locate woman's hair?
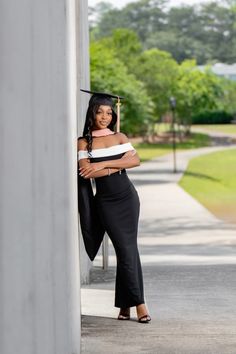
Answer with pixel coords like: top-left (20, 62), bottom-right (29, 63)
top-left (82, 95), bottom-right (117, 155)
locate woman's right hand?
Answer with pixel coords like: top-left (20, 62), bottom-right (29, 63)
top-left (79, 161), bottom-right (106, 179)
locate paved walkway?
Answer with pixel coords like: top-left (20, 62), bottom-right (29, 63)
top-left (81, 145), bottom-right (236, 354)
top-left (192, 127), bottom-right (236, 143)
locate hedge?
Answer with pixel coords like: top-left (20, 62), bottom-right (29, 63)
top-left (192, 111), bottom-right (233, 124)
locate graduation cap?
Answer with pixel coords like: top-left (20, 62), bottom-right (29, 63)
top-left (80, 89), bottom-right (124, 132)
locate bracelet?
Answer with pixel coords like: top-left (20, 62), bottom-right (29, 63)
top-left (107, 168), bottom-right (111, 176)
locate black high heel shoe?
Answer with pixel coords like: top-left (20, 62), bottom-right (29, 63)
top-left (117, 308), bottom-right (130, 320)
top-left (138, 314), bottom-right (151, 323)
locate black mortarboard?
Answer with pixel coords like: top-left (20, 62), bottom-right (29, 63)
top-left (80, 89), bottom-right (124, 132)
top-left (80, 89), bottom-right (124, 100)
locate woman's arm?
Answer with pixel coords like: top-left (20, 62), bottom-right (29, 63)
top-left (77, 138), bottom-right (120, 179)
top-left (79, 152), bottom-right (140, 178)
top-left (79, 157), bottom-right (121, 179)
top-left (84, 167), bottom-right (121, 179)
top-left (78, 134), bottom-right (140, 179)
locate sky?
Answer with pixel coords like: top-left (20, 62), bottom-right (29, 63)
top-left (88, 0), bottom-right (211, 8)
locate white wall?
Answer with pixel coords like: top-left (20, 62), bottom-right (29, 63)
top-left (76, 0), bottom-right (93, 284)
top-left (0, 0), bottom-right (81, 353)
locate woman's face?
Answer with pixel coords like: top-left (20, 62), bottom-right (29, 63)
top-left (94, 105), bottom-right (113, 130)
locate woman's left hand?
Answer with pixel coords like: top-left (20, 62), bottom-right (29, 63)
top-left (79, 162), bottom-right (105, 179)
top-left (121, 150), bottom-right (136, 159)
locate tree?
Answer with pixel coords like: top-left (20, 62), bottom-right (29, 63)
top-left (91, 0), bottom-right (236, 64)
top-left (90, 40), bottom-right (151, 135)
top-left (95, 28), bottom-right (143, 73)
top-left (91, 0), bottom-right (167, 42)
top-left (217, 78), bottom-right (236, 114)
top-left (176, 60), bottom-right (224, 132)
top-left (89, 5), bottom-right (236, 137)
top-left (132, 48), bottom-right (179, 120)
top-left (198, 1), bottom-right (236, 63)
top-left (89, 1), bottom-right (115, 29)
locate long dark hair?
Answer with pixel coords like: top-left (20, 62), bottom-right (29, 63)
top-left (82, 95), bottom-right (117, 155)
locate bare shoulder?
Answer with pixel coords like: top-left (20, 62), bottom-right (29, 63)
top-left (77, 137), bottom-right (87, 151)
top-left (116, 132), bottom-right (129, 144)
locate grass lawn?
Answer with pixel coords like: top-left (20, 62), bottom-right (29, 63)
top-left (154, 122), bottom-right (172, 133)
top-left (179, 149), bottom-right (236, 224)
top-left (134, 133), bottom-right (211, 162)
top-left (193, 124), bottom-right (236, 135)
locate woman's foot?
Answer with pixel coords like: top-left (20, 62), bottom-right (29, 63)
top-left (136, 303), bottom-right (151, 323)
top-left (117, 307), bottom-right (130, 320)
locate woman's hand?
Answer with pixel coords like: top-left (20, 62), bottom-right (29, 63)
top-left (79, 162), bottom-right (106, 179)
top-left (121, 150), bottom-right (137, 159)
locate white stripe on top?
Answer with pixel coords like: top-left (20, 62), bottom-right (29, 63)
top-left (78, 142), bottom-right (135, 160)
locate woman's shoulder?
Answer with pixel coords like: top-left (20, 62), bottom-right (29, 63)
top-left (115, 132), bottom-right (129, 144)
top-left (77, 137), bottom-right (87, 151)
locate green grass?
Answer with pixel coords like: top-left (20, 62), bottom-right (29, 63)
top-left (134, 143), bottom-right (172, 161)
top-left (179, 149), bottom-right (236, 224)
top-left (194, 124), bottom-right (236, 134)
top-left (154, 123), bottom-right (172, 133)
top-left (134, 133), bottom-right (211, 162)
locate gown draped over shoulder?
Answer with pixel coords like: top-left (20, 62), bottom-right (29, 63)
top-left (78, 142), bottom-right (145, 308)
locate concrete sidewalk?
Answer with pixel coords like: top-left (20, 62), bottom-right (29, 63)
top-left (191, 127), bottom-right (236, 144)
top-left (81, 145), bottom-right (236, 354)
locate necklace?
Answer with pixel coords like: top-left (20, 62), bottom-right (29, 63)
top-left (92, 128), bottom-right (115, 137)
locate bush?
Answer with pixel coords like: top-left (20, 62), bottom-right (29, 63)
top-left (192, 111), bottom-right (233, 124)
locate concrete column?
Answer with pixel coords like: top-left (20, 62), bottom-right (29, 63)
top-left (0, 0), bottom-right (81, 353)
top-left (76, 0), bottom-right (92, 284)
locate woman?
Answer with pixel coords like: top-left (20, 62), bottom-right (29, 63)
top-left (77, 90), bottom-right (151, 323)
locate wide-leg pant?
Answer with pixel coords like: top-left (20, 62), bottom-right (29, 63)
top-left (95, 173), bottom-right (145, 308)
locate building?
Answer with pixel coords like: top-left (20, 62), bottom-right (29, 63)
top-left (198, 63), bottom-right (236, 81)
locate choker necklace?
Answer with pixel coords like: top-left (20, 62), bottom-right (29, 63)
top-left (92, 128), bottom-right (115, 137)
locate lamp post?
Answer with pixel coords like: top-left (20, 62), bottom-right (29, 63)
top-left (169, 96), bottom-right (177, 173)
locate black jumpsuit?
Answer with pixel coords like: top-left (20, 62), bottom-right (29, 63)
top-left (79, 144), bottom-right (145, 308)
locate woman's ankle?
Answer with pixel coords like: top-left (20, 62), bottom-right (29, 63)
top-left (136, 303), bottom-right (147, 314)
top-left (119, 307), bottom-right (130, 313)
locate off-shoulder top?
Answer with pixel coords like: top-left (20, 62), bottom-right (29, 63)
top-left (78, 142), bottom-right (135, 160)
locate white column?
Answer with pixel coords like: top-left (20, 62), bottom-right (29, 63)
top-left (0, 0), bottom-right (81, 353)
top-left (76, 0), bottom-right (92, 284)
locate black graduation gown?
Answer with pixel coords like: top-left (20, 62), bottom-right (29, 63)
top-left (77, 174), bottom-right (105, 261)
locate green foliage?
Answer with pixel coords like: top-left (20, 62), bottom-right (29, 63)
top-left (98, 29), bottom-right (142, 72)
top-left (91, 0), bottom-right (167, 43)
top-left (217, 78), bottom-right (236, 114)
top-left (90, 40), bottom-right (151, 135)
top-left (192, 111), bottom-right (234, 124)
top-left (89, 16), bottom-right (236, 135)
top-left (132, 48), bottom-right (179, 118)
top-left (175, 60), bottom-right (224, 131)
top-left (90, 0), bottom-right (236, 64)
